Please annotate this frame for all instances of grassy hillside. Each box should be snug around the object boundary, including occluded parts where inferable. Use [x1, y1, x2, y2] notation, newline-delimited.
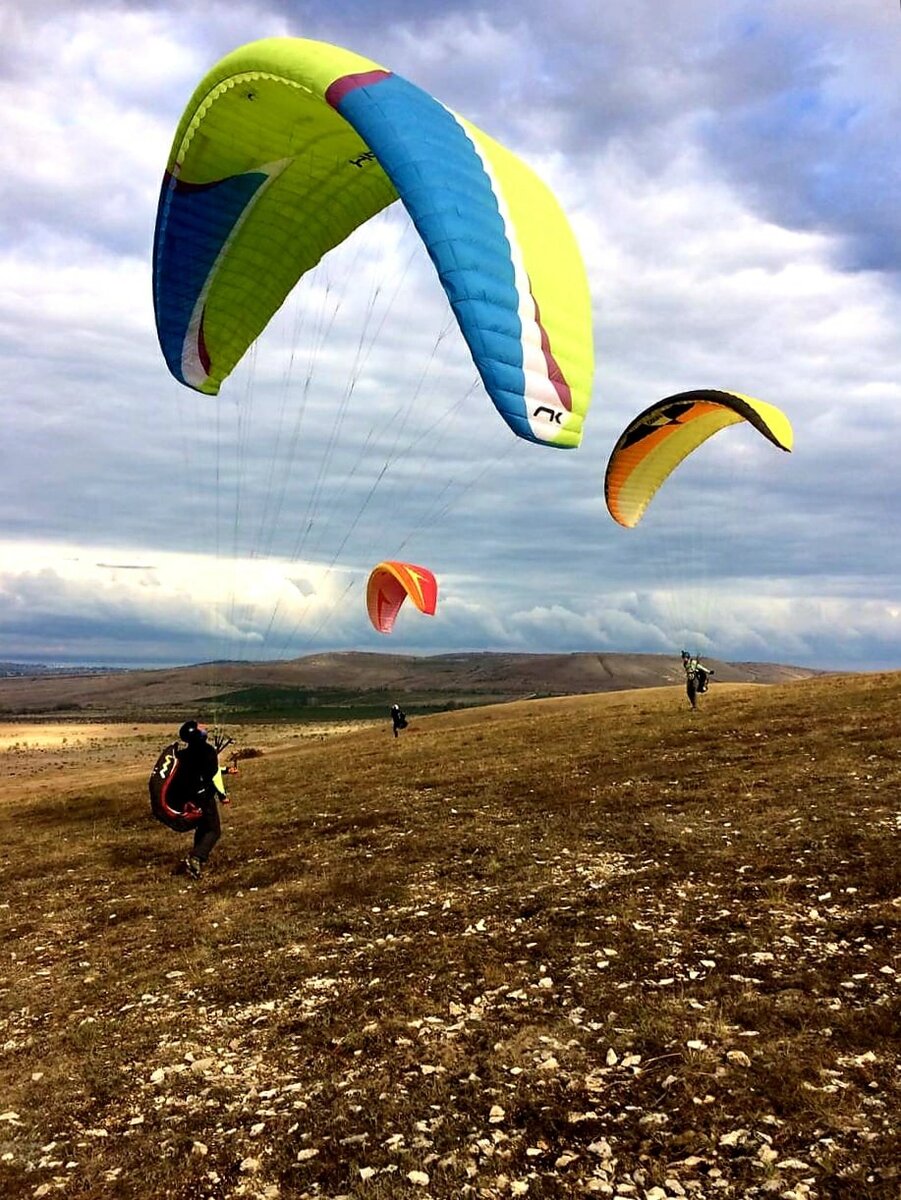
[0, 674, 898, 1199]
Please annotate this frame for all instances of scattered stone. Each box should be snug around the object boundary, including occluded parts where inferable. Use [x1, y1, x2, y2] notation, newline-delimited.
[726, 1050, 752, 1068]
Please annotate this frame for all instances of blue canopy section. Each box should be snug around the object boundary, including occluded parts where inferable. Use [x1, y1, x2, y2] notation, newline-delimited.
[330, 73, 534, 441]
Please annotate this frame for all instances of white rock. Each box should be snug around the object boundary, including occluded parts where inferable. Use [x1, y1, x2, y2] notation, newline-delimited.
[588, 1139, 613, 1159]
[407, 1169, 430, 1186]
[686, 1040, 708, 1051]
[489, 1105, 506, 1123]
[726, 1050, 752, 1068]
[192, 1142, 208, 1157]
[359, 1166, 376, 1180]
[776, 1159, 811, 1170]
[639, 1112, 668, 1127]
[150, 1068, 165, 1084]
[606, 1048, 619, 1066]
[296, 1148, 319, 1161]
[719, 1129, 750, 1147]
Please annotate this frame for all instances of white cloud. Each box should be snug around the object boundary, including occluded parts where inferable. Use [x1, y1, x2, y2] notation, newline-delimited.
[0, 540, 352, 664]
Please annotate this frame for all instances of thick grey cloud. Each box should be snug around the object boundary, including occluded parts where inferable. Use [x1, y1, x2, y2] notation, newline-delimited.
[0, 0, 899, 671]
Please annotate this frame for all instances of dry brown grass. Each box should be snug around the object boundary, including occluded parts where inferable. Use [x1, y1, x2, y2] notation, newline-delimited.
[0, 674, 898, 1199]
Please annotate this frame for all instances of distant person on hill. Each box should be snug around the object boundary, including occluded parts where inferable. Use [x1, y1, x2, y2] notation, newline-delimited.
[390, 703, 408, 738]
[681, 651, 713, 710]
[171, 720, 235, 878]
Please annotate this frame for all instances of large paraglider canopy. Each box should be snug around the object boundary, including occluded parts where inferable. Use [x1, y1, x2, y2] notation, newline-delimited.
[152, 37, 594, 449]
[604, 389, 793, 528]
[367, 560, 437, 634]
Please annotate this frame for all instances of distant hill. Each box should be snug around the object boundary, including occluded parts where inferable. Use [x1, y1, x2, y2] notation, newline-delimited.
[0, 650, 825, 721]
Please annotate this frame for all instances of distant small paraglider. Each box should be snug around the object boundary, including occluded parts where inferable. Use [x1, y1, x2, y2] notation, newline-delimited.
[367, 561, 438, 634]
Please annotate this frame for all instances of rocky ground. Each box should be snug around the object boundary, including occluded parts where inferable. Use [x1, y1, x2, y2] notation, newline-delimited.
[0, 675, 898, 1198]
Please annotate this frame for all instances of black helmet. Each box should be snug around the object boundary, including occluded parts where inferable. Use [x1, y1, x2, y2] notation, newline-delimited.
[179, 720, 208, 743]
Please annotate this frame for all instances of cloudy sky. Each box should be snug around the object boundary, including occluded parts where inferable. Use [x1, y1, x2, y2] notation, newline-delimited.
[1, 0, 898, 670]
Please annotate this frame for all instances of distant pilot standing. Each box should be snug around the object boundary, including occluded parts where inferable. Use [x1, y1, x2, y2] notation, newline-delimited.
[390, 704, 407, 738]
[681, 651, 713, 710]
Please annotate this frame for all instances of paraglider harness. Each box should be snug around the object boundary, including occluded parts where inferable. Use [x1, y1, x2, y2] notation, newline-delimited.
[149, 732, 234, 833]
